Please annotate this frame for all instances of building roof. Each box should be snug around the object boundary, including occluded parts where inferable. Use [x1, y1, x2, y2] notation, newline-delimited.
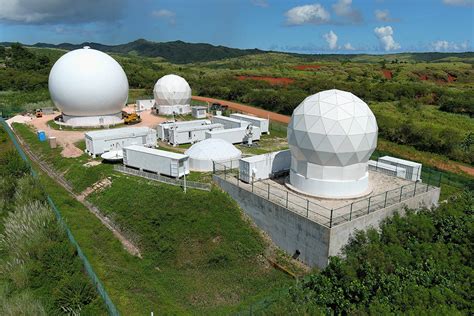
[85, 127, 152, 139]
[124, 145, 188, 160]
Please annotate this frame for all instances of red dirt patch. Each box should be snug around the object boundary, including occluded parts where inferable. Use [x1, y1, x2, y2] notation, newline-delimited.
[418, 74, 429, 81]
[447, 73, 457, 83]
[381, 69, 392, 80]
[293, 64, 321, 71]
[236, 75, 294, 85]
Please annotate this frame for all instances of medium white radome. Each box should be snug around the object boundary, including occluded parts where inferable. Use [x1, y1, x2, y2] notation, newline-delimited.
[48, 47, 129, 117]
[154, 74, 191, 107]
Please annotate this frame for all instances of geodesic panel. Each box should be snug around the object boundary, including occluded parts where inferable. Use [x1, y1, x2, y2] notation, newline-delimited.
[153, 74, 191, 107]
[288, 89, 378, 168]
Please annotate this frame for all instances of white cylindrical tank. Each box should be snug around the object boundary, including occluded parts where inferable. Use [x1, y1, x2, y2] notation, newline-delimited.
[287, 89, 378, 198]
[48, 46, 129, 127]
[153, 74, 192, 115]
[185, 138, 241, 171]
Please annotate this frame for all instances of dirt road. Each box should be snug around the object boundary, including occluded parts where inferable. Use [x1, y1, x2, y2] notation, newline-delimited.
[192, 96, 290, 124]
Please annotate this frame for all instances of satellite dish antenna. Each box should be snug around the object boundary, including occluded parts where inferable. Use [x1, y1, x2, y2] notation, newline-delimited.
[245, 124, 253, 146]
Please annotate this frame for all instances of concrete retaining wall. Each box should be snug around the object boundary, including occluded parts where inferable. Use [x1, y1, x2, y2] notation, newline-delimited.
[214, 175, 331, 268]
[214, 175, 440, 269]
[328, 187, 440, 257]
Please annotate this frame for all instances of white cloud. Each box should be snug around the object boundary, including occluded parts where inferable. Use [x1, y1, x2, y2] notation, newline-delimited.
[343, 43, 355, 50]
[375, 9, 397, 22]
[0, 0, 125, 24]
[442, 0, 474, 6]
[431, 40, 470, 51]
[323, 30, 338, 49]
[151, 9, 176, 24]
[251, 0, 269, 8]
[374, 26, 401, 51]
[332, 0, 363, 23]
[285, 4, 330, 25]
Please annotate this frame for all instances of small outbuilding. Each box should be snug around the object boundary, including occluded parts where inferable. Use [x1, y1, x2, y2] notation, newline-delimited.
[192, 106, 207, 119]
[185, 138, 242, 172]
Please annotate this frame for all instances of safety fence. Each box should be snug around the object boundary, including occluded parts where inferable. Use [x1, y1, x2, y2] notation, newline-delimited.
[0, 118, 120, 316]
[115, 165, 211, 191]
[213, 161, 439, 228]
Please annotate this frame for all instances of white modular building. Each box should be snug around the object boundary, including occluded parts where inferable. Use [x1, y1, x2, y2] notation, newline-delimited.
[157, 119, 211, 141]
[157, 120, 223, 145]
[239, 150, 291, 183]
[377, 156, 422, 181]
[192, 106, 207, 119]
[230, 113, 269, 134]
[287, 89, 378, 198]
[168, 123, 224, 146]
[153, 74, 192, 115]
[368, 160, 407, 179]
[205, 126, 261, 144]
[85, 127, 157, 157]
[48, 47, 129, 127]
[211, 115, 249, 129]
[123, 145, 189, 178]
[136, 99, 155, 112]
[185, 138, 242, 172]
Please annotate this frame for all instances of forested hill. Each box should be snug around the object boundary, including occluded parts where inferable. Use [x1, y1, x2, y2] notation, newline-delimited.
[1, 39, 473, 64]
[30, 39, 265, 64]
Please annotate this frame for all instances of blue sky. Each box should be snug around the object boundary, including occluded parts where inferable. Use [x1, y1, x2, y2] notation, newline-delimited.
[0, 0, 472, 53]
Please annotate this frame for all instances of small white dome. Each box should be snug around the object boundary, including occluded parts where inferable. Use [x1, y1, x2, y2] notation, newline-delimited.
[185, 139, 241, 171]
[154, 74, 191, 107]
[48, 47, 129, 117]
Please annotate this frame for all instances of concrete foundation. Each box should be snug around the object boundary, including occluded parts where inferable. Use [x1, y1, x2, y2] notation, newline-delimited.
[213, 174, 440, 269]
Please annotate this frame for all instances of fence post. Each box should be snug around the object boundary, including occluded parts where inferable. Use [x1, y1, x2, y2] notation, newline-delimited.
[413, 181, 417, 197]
[267, 183, 270, 200]
[306, 200, 309, 217]
[367, 197, 371, 214]
[237, 169, 239, 187]
[349, 203, 353, 221]
[329, 209, 333, 227]
[426, 171, 431, 192]
[399, 185, 403, 202]
[224, 165, 227, 180]
[252, 180, 254, 192]
[286, 191, 289, 208]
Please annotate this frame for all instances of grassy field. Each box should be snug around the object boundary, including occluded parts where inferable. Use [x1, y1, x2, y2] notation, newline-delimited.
[12, 121, 298, 314]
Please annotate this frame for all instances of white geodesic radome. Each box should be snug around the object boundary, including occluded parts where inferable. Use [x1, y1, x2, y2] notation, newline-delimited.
[153, 74, 191, 115]
[185, 138, 241, 171]
[48, 47, 129, 127]
[287, 89, 378, 198]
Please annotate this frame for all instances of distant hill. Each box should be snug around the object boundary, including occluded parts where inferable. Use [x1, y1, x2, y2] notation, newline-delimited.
[29, 39, 265, 64]
[1, 39, 473, 64]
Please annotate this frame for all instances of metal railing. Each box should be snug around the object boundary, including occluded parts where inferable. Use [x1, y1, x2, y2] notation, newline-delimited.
[213, 161, 438, 228]
[115, 165, 211, 191]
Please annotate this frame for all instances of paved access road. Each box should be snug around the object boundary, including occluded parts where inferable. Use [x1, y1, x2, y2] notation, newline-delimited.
[192, 95, 290, 124]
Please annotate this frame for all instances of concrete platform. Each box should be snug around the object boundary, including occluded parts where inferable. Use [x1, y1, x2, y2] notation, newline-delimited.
[213, 170, 440, 268]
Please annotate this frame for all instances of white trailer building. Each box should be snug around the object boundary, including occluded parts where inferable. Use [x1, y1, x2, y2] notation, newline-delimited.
[368, 160, 407, 179]
[211, 115, 249, 129]
[378, 156, 422, 181]
[192, 106, 207, 119]
[205, 126, 261, 144]
[239, 150, 291, 183]
[230, 113, 269, 134]
[168, 123, 223, 146]
[85, 127, 157, 158]
[123, 145, 189, 178]
[136, 99, 155, 112]
[157, 120, 211, 141]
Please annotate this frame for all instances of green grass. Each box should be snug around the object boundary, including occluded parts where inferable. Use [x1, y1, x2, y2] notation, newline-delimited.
[13, 123, 113, 193]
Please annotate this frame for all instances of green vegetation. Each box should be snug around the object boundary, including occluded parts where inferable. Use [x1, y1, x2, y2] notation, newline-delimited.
[11, 119, 296, 314]
[0, 126, 105, 315]
[263, 190, 473, 315]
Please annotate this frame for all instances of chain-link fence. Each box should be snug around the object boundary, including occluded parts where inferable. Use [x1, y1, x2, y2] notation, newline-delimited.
[0, 118, 119, 316]
[115, 165, 211, 191]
